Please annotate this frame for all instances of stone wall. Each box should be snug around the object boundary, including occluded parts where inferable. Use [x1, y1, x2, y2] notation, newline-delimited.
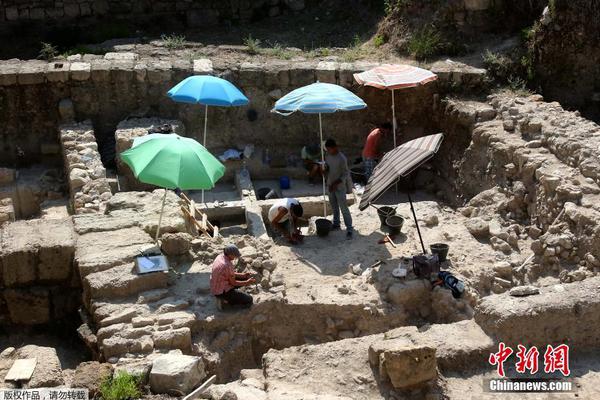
[0, 218, 80, 326]
[0, 0, 306, 31]
[531, 0, 600, 122]
[0, 54, 464, 171]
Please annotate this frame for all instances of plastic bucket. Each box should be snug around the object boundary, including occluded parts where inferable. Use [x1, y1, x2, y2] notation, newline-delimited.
[315, 218, 333, 237]
[377, 206, 396, 228]
[279, 176, 291, 190]
[385, 215, 404, 236]
[430, 243, 450, 262]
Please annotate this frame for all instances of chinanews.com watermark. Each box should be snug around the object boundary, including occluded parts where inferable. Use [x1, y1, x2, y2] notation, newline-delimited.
[485, 342, 575, 393]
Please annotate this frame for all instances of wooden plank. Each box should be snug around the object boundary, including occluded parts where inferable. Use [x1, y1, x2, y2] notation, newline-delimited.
[201, 213, 207, 230]
[385, 234, 397, 248]
[5, 358, 37, 381]
[212, 225, 219, 238]
[181, 207, 211, 238]
[189, 199, 196, 219]
[182, 375, 217, 400]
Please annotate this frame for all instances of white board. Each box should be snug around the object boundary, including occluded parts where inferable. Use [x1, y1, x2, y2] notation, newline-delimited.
[4, 358, 37, 381]
[135, 255, 168, 274]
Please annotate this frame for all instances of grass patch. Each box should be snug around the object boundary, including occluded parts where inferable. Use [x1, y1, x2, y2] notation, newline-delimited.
[243, 34, 262, 55]
[384, 0, 411, 15]
[100, 372, 142, 400]
[341, 34, 363, 62]
[161, 33, 187, 50]
[407, 25, 441, 60]
[262, 42, 295, 59]
[373, 34, 386, 48]
[39, 42, 58, 60]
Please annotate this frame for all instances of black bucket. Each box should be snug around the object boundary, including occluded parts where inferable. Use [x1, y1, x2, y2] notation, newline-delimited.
[430, 243, 450, 262]
[377, 206, 396, 229]
[385, 215, 404, 236]
[257, 187, 279, 200]
[315, 218, 333, 237]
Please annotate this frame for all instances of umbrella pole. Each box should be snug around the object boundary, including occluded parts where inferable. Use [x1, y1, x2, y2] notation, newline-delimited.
[155, 189, 168, 243]
[319, 113, 326, 217]
[202, 104, 208, 204]
[407, 191, 426, 254]
[392, 89, 399, 195]
[391, 89, 397, 148]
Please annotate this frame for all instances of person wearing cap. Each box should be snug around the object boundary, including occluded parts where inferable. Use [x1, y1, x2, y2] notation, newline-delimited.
[268, 198, 304, 245]
[210, 244, 255, 310]
[301, 144, 322, 184]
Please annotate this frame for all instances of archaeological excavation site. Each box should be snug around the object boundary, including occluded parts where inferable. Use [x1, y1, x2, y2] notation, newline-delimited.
[1, 0, 600, 399]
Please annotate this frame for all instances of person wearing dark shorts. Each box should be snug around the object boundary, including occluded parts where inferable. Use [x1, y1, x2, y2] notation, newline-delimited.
[209, 244, 256, 310]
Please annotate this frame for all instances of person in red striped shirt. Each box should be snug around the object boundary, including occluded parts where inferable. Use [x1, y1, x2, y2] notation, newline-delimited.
[210, 244, 255, 310]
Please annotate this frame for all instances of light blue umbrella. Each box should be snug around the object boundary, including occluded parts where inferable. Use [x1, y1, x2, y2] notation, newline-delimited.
[272, 82, 367, 216]
[168, 75, 248, 202]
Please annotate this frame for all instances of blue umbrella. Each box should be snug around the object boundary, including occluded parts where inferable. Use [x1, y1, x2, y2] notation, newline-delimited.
[272, 82, 367, 215]
[168, 75, 248, 202]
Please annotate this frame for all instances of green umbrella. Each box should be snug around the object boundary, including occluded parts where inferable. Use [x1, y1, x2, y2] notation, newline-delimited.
[120, 134, 225, 241]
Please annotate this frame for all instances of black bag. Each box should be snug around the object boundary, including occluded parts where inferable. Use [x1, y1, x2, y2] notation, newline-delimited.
[437, 271, 465, 299]
[412, 254, 440, 279]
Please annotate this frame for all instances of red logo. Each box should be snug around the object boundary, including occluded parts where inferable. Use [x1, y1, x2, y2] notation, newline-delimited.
[488, 343, 570, 377]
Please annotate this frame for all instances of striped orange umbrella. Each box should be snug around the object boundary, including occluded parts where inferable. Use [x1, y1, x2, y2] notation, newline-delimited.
[354, 64, 437, 148]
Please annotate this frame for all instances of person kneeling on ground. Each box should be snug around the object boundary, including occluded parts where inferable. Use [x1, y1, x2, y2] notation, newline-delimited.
[268, 198, 304, 245]
[210, 244, 255, 310]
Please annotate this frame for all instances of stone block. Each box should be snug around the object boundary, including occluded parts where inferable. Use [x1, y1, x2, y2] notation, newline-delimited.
[160, 232, 193, 256]
[46, 61, 71, 82]
[76, 226, 155, 276]
[90, 60, 111, 81]
[152, 327, 192, 350]
[316, 61, 337, 83]
[17, 62, 46, 85]
[98, 308, 138, 327]
[0, 64, 18, 86]
[147, 61, 172, 84]
[193, 59, 213, 75]
[156, 311, 195, 328]
[133, 63, 147, 82]
[110, 61, 135, 81]
[84, 263, 168, 301]
[150, 354, 206, 395]
[18, 345, 64, 388]
[379, 345, 437, 389]
[104, 52, 138, 61]
[70, 62, 91, 81]
[289, 63, 315, 86]
[4, 288, 50, 325]
[102, 336, 150, 358]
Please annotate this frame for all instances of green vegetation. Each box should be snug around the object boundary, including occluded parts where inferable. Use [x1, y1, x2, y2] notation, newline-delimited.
[262, 42, 295, 59]
[243, 34, 262, 55]
[407, 25, 441, 60]
[373, 34, 386, 48]
[161, 33, 187, 50]
[100, 372, 142, 400]
[39, 42, 58, 60]
[384, 0, 411, 15]
[341, 34, 363, 62]
[482, 50, 513, 81]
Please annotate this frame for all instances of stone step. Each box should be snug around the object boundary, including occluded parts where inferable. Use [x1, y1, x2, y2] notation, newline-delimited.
[75, 226, 156, 277]
[83, 263, 168, 305]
